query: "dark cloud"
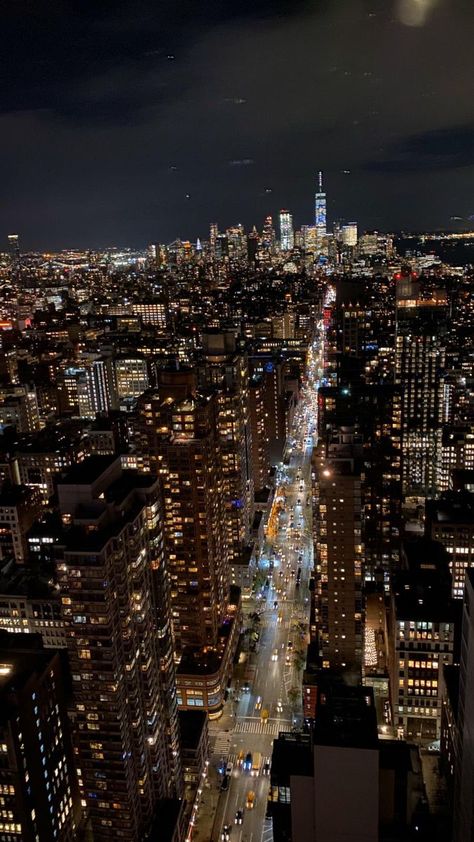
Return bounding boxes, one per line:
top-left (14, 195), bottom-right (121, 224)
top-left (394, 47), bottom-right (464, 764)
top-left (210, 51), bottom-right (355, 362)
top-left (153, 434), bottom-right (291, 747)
top-left (1, 0), bottom-right (473, 247)
top-left (365, 123), bottom-right (474, 173)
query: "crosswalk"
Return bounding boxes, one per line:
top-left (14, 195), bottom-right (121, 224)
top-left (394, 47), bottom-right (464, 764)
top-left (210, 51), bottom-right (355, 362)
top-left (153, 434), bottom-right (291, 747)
top-left (261, 818), bottom-right (274, 842)
top-left (234, 717), bottom-right (291, 736)
top-left (210, 731), bottom-right (232, 758)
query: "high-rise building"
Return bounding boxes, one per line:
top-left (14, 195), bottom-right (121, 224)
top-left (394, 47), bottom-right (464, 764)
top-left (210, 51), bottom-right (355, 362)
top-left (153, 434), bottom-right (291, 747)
top-left (226, 224), bottom-right (246, 261)
top-left (7, 233), bottom-right (20, 260)
top-left (0, 633), bottom-right (82, 841)
top-left (60, 357), bottom-right (117, 419)
top-left (200, 332), bottom-right (254, 563)
top-left (0, 385), bottom-right (41, 434)
top-left (7, 234), bottom-right (20, 281)
top-left (0, 563), bottom-right (66, 647)
top-left (269, 685), bottom-right (379, 842)
top-left (209, 222), bottom-right (218, 259)
top-left (389, 538), bottom-right (459, 742)
top-left (114, 356), bottom-right (149, 400)
top-left (279, 210), bottom-right (294, 252)
top-left (248, 375), bottom-right (270, 493)
top-left (131, 301), bottom-right (169, 330)
top-left (438, 425), bottom-right (474, 491)
top-left (426, 491), bottom-right (474, 599)
top-left (136, 374), bottom-right (229, 652)
top-left (14, 425), bottom-right (87, 506)
top-left (0, 484), bottom-right (42, 563)
top-left (301, 224), bottom-right (317, 259)
top-left (342, 222), bottom-right (358, 248)
top-left (260, 216), bottom-right (276, 255)
top-left (315, 431), bottom-right (364, 678)
top-left (395, 281), bottom-right (447, 495)
top-left (55, 456), bottom-right (181, 841)
top-left (314, 171), bottom-right (327, 255)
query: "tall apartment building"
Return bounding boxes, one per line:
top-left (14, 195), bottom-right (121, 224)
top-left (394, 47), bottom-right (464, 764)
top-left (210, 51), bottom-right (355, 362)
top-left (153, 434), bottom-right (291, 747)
top-left (395, 283), bottom-right (447, 495)
top-left (248, 375), bottom-right (270, 492)
top-left (389, 538), bottom-right (459, 741)
top-left (317, 384), bottom-right (402, 580)
top-left (199, 332), bottom-right (254, 562)
top-left (0, 633), bottom-right (82, 841)
top-left (54, 456), bottom-right (181, 841)
top-left (315, 430), bottom-right (364, 678)
top-left (249, 355), bottom-right (286, 463)
top-left (137, 374), bottom-right (229, 651)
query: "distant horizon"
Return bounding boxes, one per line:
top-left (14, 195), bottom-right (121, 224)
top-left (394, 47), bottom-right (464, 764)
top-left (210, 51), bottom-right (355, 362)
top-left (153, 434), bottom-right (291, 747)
top-left (5, 227), bottom-right (474, 256)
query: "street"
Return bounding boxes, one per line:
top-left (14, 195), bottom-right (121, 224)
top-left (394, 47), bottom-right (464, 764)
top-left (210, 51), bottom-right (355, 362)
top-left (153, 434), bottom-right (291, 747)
top-left (204, 327), bottom-right (325, 842)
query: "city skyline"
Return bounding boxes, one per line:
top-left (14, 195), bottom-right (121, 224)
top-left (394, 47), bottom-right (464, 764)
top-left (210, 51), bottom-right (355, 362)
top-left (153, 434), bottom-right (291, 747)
top-left (0, 2), bottom-right (473, 841)
top-left (2, 1), bottom-right (474, 248)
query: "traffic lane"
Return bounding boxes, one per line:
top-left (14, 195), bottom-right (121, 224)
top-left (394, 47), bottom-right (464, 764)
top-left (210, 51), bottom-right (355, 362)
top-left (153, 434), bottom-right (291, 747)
top-left (216, 738), bottom-right (273, 839)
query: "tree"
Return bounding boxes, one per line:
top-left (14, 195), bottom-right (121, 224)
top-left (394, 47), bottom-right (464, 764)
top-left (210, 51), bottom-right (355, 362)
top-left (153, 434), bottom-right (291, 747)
top-left (287, 686), bottom-right (300, 710)
top-left (293, 648), bottom-right (306, 672)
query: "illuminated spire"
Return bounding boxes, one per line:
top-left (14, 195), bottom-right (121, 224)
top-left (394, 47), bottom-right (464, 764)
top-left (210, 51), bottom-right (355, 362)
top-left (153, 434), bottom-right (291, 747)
top-left (318, 170), bottom-right (323, 192)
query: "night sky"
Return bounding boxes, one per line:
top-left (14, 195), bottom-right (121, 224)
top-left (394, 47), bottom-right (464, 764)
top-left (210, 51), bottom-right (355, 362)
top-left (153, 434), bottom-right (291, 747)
top-left (2, 0), bottom-right (474, 249)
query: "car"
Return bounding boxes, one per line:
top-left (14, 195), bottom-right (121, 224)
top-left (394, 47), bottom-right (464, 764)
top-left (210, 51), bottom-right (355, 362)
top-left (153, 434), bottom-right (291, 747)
top-left (277, 612), bottom-right (283, 623)
top-left (243, 752), bottom-right (252, 771)
top-left (285, 654), bottom-right (291, 666)
top-left (221, 825), bottom-right (231, 841)
top-left (235, 809), bottom-right (243, 825)
top-left (263, 759), bottom-right (271, 775)
top-left (226, 761), bottom-right (233, 775)
top-left (220, 774), bottom-right (229, 792)
top-left (237, 750), bottom-right (244, 767)
top-left (276, 699), bottom-right (283, 712)
top-left (287, 640), bottom-right (293, 650)
top-left (255, 696), bottom-right (262, 710)
top-left (297, 498), bottom-right (301, 505)
top-left (246, 791), bottom-right (255, 809)
top-left (242, 683), bottom-right (250, 693)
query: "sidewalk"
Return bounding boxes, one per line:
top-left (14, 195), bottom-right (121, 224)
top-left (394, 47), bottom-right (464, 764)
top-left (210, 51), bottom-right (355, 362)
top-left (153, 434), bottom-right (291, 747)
top-left (187, 763), bottom-right (221, 842)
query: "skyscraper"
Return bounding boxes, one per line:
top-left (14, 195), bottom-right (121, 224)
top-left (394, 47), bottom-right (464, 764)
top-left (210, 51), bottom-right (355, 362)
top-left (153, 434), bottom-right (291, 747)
top-left (136, 373), bottom-right (229, 652)
top-left (200, 332), bottom-right (254, 563)
top-left (314, 171), bottom-right (327, 255)
top-left (55, 456), bottom-right (181, 841)
top-left (279, 210), bottom-right (294, 252)
top-left (316, 430), bottom-right (364, 678)
top-left (7, 234), bottom-right (20, 279)
top-left (395, 280), bottom-right (447, 495)
top-left (261, 215), bottom-right (276, 255)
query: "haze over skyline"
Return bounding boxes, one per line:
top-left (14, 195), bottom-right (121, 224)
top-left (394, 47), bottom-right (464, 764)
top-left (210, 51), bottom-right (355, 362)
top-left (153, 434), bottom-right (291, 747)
top-left (2, 0), bottom-right (474, 249)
